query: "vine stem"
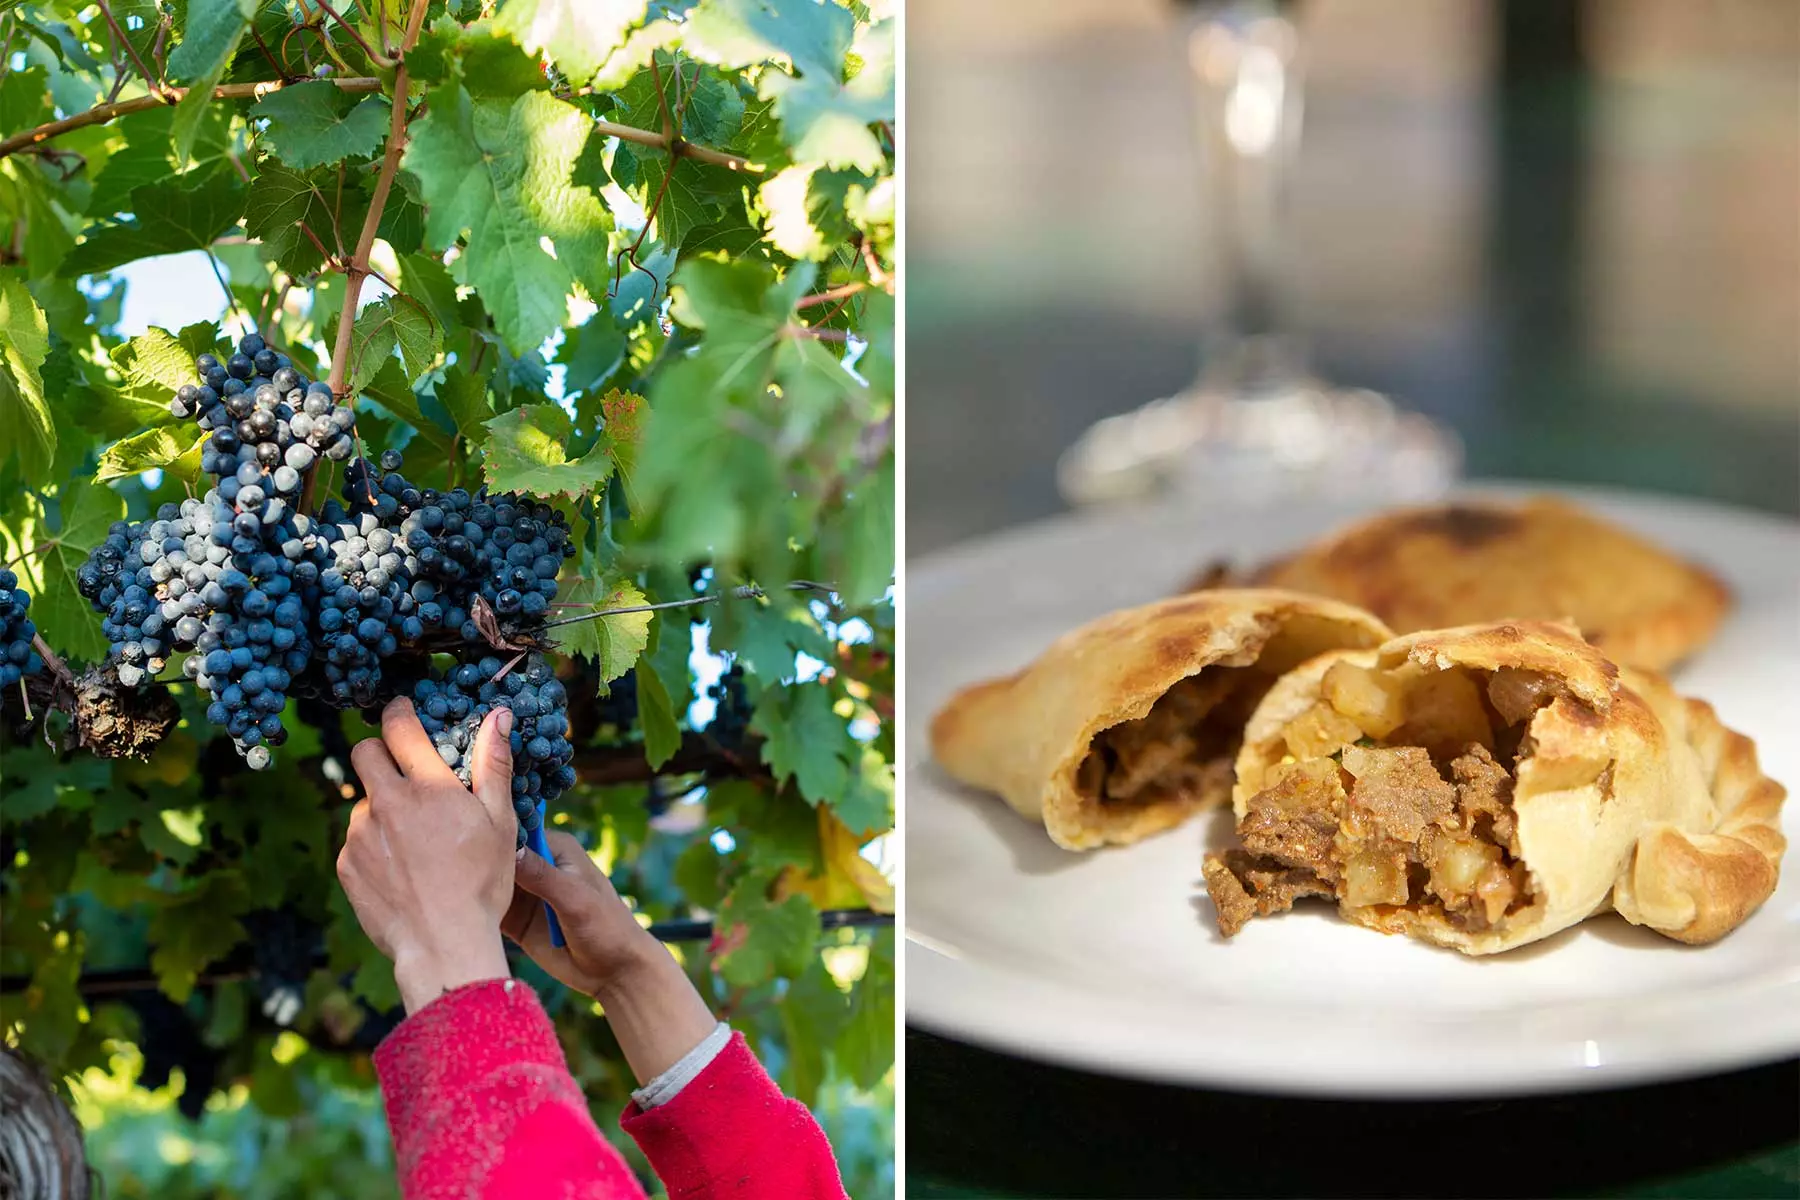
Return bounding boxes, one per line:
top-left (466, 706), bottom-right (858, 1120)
top-left (0, 78), bottom-right (383, 158)
top-left (592, 119), bottom-right (756, 172)
top-left (0, 85), bottom-right (756, 173)
top-left (94, 0), bottom-right (164, 98)
top-left (309, 0), bottom-right (396, 67)
top-left (539, 582), bottom-right (835, 630)
top-left (298, 0), bottom-right (427, 514)
top-left (798, 280), bottom-right (872, 308)
top-left (30, 634), bottom-right (73, 687)
top-left (3, 540), bottom-right (53, 568)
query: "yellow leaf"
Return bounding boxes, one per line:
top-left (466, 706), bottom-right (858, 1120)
top-left (775, 809), bottom-right (893, 914)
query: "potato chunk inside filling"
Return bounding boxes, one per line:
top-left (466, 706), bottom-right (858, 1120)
top-left (1078, 668), bottom-right (1268, 809)
top-left (1206, 665), bottom-right (1555, 938)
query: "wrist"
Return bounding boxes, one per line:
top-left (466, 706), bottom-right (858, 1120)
top-left (393, 929), bottom-right (511, 1014)
top-left (587, 928), bottom-right (674, 1004)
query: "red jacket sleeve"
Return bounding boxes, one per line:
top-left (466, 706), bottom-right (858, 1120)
top-left (620, 1033), bottom-right (849, 1199)
top-left (372, 978), bottom-right (646, 1200)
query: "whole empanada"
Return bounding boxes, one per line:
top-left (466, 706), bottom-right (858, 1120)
top-left (1203, 620), bottom-right (1785, 954)
top-left (1200, 498), bottom-right (1732, 671)
top-left (929, 590), bottom-right (1392, 850)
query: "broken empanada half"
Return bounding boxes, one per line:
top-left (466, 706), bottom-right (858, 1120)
top-left (929, 590), bottom-right (1392, 851)
top-left (1213, 498), bottom-right (1732, 671)
top-left (1204, 621), bottom-right (1785, 954)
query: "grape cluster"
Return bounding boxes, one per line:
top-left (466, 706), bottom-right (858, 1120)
top-left (0, 568), bottom-right (44, 688)
top-left (78, 496), bottom-right (320, 764)
top-left (242, 908), bottom-right (320, 1026)
top-left (180, 332), bottom-right (356, 499)
top-left (80, 332), bottom-right (580, 800)
top-left (412, 653), bottom-right (575, 848)
top-left (126, 992), bottom-right (222, 1121)
top-left (594, 669), bottom-right (637, 730)
top-left (707, 663), bottom-right (750, 748)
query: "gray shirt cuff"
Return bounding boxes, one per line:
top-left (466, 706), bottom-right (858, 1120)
top-left (630, 1021), bottom-right (732, 1110)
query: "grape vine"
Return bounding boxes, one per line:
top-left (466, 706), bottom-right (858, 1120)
top-left (1, 0), bottom-right (896, 1190)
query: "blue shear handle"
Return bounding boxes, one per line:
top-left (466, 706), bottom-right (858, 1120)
top-left (525, 806), bottom-right (566, 949)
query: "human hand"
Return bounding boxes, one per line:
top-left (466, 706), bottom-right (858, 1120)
top-left (502, 830), bottom-right (662, 1000)
top-left (505, 829), bottom-right (718, 1085)
top-left (337, 699), bottom-right (517, 1013)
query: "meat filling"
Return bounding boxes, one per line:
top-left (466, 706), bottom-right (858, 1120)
top-left (1206, 664), bottom-right (1558, 937)
top-left (1079, 668), bottom-right (1268, 808)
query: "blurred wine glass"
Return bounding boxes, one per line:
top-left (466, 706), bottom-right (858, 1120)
top-left (1058, 0), bottom-right (1462, 509)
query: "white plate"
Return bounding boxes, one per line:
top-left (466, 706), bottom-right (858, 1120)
top-left (904, 484), bottom-right (1800, 1097)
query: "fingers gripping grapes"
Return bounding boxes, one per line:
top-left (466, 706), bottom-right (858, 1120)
top-left (337, 702), bottom-right (517, 1010)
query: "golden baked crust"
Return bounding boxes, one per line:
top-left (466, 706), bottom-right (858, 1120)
top-left (928, 590), bottom-right (1392, 850)
top-left (1610, 670), bottom-right (1787, 944)
top-left (1221, 621), bottom-right (1785, 953)
top-left (1222, 498), bottom-right (1732, 671)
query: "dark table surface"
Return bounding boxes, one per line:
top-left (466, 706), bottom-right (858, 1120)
top-left (903, 9), bottom-right (1799, 1194)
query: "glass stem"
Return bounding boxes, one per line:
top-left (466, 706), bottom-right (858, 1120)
top-left (1183, 1), bottom-right (1307, 395)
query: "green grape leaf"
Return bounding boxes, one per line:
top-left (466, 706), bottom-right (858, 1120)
top-left (715, 597), bottom-right (831, 688)
top-left (112, 326), bottom-right (201, 397)
top-left (251, 82), bottom-right (392, 170)
top-left (482, 403), bottom-right (615, 499)
top-left (712, 781), bottom-right (822, 875)
top-left (835, 745), bottom-right (893, 838)
top-left (436, 369), bottom-right (492, 438)
top-left (591, 19), bottom-right (681, 91)
top-left (1, 158), bottom-right (76, 280)
top-left (167, 0), bottom-right (257, 162)
top-left (352, 954), bottom-right (403, 1012)
top-left (823, 455), bottom-right (893, 608)
top-left (88, 106), bottom-right (229, 216)
top-left (11, 935), bottom-right (85, 1063)
top-left (405, 86), bottom-right (614, 352)
top-left (362, 359), bottom-right (454, 453)
top-left (779, 954), bottom-right (848, 1107)
top-left (643, 605), bottom-right (693, 716)
top-left (633, 663), bottom-right (681, 769)
top-left (552, 573), bottom-right (651, 682)
top-left (751, 681), bottom-right (849, 806)
top-left (840, 927), bottom-right (895, 1088)
top-left (95, 426), bottom-right (205, 481)
top-left (244, 160), bottom-right (368, 276)
top-left (712, 872), bottom-right (819, 988)
top-left (0, 65), bottom-right (52, 135)
top-left (672, 837), bottom-right (725, 912)
top-left (493, 0), bottom-right (648, 86)
top-left (60, 171), bottom-right (249, 278)
top-left (559, 318), bottom-right (625, 397)
top-left (399, 251), bottom-right (461, 330)
top-left (12, 479), bottom-right (122, 664)
top-left (348, 297), bottom-right (440, 393)
top-left (597, 388), bottom-right (644, 500)
top-left (0, 271), bottom-right (55, 486)
top-left (759, 19), bottom-right (893, 173)
top-left (684, 0), bottom-right (853, 78)
top-left (148, 872), bottom-right (251, 1003)
top-left (167, 0), bottom-right (257, 82)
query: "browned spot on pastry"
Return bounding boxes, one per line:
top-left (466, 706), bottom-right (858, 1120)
top-left (1595, 762), bottom-right (1616, 805)
top-left (1396, 505), bottom-right (1521, 547)
top-left (1222, 498), bottom-right (1733, 671)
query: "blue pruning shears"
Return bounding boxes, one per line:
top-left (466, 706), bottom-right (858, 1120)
top-left (525, 802), bottom-right (566, 948)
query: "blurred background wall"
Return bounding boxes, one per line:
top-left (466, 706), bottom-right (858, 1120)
top-left (906, 0), bottom-right (1800, 553)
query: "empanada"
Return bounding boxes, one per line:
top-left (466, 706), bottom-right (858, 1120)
top-left (1201, 498), bottom-right (1732, 671)
top-left (1203, 621), bottom-right (1785, 953)
top-left (929, 590), bottom-right (1392, 850)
